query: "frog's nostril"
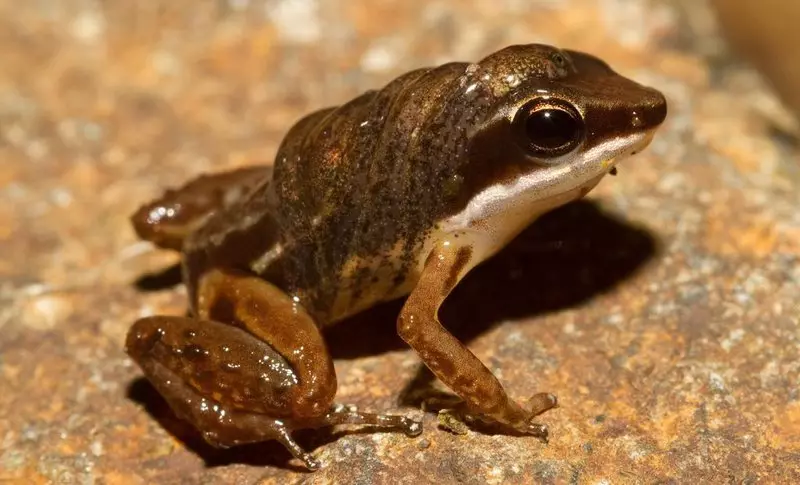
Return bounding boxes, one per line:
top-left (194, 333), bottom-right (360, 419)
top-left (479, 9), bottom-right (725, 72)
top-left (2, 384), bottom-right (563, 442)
top-left (647, 92), bottom-right (668, 127)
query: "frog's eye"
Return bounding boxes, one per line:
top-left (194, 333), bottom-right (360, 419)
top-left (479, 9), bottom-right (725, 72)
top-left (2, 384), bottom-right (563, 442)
top-left (551, 52), bottom-right (568, 69)
top-left (514, 99), bottom-right (584, 159)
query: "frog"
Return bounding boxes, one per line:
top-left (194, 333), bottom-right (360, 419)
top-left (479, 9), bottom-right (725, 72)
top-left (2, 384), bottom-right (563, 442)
top-left (125, 43), bottom-right (667, 470)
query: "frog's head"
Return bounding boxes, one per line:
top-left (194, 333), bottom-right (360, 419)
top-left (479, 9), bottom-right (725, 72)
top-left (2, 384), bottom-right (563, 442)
top-left (445, 44), bottom-right (667, 236)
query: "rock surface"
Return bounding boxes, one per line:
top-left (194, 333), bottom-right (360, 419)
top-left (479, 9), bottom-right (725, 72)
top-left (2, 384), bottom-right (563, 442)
top-left (710, 0), bottom-right (800, 126)
top-left (1, 0), bottom-right (799, 483)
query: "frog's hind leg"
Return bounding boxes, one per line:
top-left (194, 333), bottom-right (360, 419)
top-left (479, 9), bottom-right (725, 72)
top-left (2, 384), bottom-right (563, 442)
top-left (131, 166), bottom-right (272, 250)
top-left (126, 268), bottom-right (421, 470)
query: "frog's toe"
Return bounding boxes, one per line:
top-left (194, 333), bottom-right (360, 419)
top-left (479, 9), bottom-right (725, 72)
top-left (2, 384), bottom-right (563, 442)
top-left (299, 453), bottom-right (321, 471)
top-left (527, 392), bottom-right (558, 416)
top-left (401, 416), bottom-right (424, 437)
top-left (313, 404), bottom-right (424, 439)
top-left (525, 422), bottom-right (549, 442)
top-left (436, 408), bottom-right (470, 435)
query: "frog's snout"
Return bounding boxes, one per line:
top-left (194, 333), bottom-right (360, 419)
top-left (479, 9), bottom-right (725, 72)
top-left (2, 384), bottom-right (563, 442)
top-left (634, 89), bottom-right (668, 131)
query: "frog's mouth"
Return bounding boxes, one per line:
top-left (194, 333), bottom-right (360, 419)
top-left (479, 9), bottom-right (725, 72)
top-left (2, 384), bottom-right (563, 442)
top-left (602, 129), bottom-right (657, 177)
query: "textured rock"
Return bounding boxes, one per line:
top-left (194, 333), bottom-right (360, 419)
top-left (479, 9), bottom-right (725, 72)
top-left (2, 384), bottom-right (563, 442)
top-left (1, 0), bottom-right (799, 483)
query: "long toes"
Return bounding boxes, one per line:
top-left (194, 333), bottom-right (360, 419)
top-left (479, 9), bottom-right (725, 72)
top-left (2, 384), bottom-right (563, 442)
top-left (528, 392), bottom-right (558, 416)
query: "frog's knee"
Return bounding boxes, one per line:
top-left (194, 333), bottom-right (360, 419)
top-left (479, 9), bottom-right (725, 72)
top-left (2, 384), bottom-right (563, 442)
top-left (126, 316), bottom-right (173, 361)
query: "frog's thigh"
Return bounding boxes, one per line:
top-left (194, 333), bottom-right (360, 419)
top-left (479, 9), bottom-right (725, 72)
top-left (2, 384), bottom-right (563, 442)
top-left (127, 313), bottom-right (331, 469)
top-left (195, 267), bottom-right (337, 418)
top-left (195, 268), bottom-right (429, 435)
top-left (397, 242), bottom-right (557, 435)
top-left (127, 268), bottom-right (421, 469)
top-left (131, 165), bottom-right (272, 250)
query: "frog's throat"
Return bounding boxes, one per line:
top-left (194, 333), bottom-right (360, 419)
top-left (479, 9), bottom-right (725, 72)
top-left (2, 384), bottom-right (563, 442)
top-left (441, 130), bottom-right (650, 232)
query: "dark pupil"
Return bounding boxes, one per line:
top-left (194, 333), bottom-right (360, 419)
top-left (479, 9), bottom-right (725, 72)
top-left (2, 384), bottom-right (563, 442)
top-left (525, 108), bottom-right (579, 151)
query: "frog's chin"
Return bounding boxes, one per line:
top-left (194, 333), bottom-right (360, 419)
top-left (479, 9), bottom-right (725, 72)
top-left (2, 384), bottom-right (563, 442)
top-left (598, 129), bottom-right (657, 176)
top-left (441, 130), bottom-right (655, 237)
top-left (582, 172), bottom-right (606, 192)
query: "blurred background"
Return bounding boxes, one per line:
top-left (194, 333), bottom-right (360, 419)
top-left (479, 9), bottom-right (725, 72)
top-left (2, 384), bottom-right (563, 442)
top-left (710, 0), bottom-right (800, 126)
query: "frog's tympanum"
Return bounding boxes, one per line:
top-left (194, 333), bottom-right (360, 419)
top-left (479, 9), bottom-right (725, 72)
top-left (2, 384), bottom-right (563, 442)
top-left (126, 44), bottom-right (667, 470)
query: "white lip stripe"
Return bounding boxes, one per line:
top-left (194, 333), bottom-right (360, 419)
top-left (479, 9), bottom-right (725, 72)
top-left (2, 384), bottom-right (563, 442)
top-left (441, 132), bottom-right (647, 231)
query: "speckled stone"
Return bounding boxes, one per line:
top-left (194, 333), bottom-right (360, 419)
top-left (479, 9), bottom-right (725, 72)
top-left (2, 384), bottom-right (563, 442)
top-left (1, 1), bottom-right (799, 483)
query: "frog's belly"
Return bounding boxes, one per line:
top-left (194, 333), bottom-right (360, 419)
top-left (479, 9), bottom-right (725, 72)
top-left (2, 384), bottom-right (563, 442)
top-left (319, 175), bottom-right (607, 325)
top-left (320, 240), bottom-right (423, 326)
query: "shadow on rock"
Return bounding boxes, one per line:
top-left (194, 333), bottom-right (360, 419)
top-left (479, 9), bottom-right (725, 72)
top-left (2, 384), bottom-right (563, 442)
top-left (388, 199), bottom-right (659, 423)
top-left (134, 263), bottom-right (183, 292)
top-left (327, 199), bottom-right (659, 361)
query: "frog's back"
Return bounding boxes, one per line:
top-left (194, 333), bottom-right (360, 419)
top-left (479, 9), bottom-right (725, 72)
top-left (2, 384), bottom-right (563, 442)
top-left (257, 61), bottom-right (495, 323)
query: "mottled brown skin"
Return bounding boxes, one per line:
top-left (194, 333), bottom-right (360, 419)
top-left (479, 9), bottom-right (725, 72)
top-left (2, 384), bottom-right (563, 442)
top-left (126, 44), bottom-right (667, 470)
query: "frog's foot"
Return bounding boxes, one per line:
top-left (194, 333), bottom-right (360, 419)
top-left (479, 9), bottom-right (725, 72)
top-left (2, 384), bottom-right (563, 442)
top-left (431, 392), bottom-right (555, 440)
top-left (132, 347), bottom-right (421, 471)
top-left (300, 403), bottom-right (423, 437)
top-left (479, 392), bottom-right (556, 440)
top-left (522, 392), bottom-right (558, 440)
top-left (278, 405), bottom-right (422, 469)
top-left (217, 405), bottom-right (421, 469)
top-left (200, 413), bottom-right (322, 471)
top-left (200, 404), bottom-right (420, 471)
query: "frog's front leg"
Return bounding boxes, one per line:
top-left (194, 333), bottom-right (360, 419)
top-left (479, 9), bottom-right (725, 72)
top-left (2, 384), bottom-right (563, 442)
top-left (398, 241), bottom-right (557, 438)
top-left (126, 268), bottom-right (421, 470)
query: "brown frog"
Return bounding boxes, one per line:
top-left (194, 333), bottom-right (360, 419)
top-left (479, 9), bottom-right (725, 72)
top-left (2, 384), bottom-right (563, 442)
top-left (126, 44), bottom-right (667, 470)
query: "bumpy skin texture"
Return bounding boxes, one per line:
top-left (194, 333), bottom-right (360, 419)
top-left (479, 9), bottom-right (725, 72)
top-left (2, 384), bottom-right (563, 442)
top-left (127, 43), bottom-right (667, 471)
